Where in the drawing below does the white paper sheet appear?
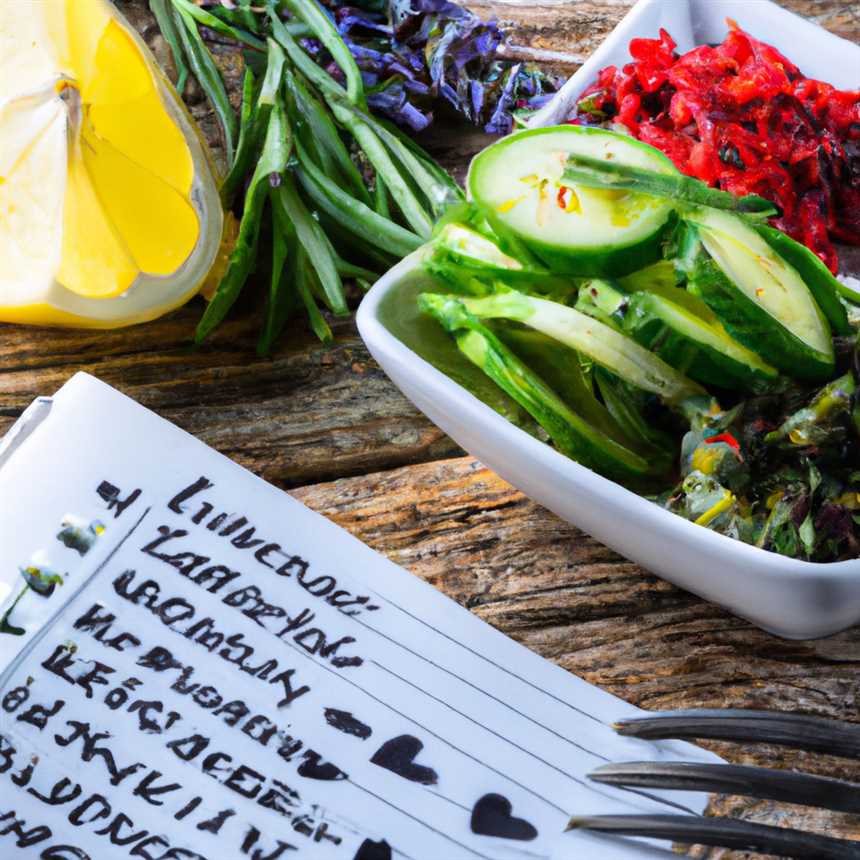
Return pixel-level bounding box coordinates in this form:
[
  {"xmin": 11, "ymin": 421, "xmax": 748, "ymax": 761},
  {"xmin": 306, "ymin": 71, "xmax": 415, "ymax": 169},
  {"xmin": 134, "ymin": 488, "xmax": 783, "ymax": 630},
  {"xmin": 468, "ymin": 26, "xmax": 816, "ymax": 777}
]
[{"xmin": 0, "ymin": 374, "xmax": 719, "ymax": 860}]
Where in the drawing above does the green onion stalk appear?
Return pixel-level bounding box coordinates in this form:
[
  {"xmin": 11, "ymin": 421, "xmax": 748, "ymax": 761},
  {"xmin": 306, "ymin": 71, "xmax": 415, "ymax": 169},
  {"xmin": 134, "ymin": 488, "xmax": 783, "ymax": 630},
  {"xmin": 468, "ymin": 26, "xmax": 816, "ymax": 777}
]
[{"xmin": 152, "ymin": 0, "xmax": 463, "ymax": 352}]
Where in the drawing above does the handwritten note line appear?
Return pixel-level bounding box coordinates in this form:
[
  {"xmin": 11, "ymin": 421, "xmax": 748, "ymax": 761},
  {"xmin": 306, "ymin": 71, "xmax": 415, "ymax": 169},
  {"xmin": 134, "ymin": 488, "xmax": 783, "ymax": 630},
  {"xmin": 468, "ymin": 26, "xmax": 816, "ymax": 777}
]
[
  {"xmin": 369, "ymin": 659, "xmax": 601, "ymax": 788},
  {"xmin": 367, "ymin": 659, "xmax": 697, "ymax": 818},
  {"xmin": 354, "ymin": 614, "xmax": 611, "ymax": 762},
  {"xmin": 348, "ymin": 777, "xmax": 496, "ymax": 860},
  {"xmin": 428, "ymin": 789, "xmax": 472, "ymax": 813},
  {"xmin": 272, "ymin": 629, "xmax": 571, "ymax": 815},
  {"xmin": 357, "ymin": 604, "xmax": 704, "ymax": 818},
  {"xmin": 365, "ymin": 589, "xmax": 608, "ymax": 726}
]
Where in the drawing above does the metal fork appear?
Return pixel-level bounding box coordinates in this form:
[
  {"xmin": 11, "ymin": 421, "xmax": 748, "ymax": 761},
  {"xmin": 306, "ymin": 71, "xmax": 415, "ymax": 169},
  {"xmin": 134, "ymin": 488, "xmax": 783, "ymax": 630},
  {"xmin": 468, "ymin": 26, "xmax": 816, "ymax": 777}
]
[{"xmin": 569, "ymin": 709, "xmax": 860, "ymax": 860}]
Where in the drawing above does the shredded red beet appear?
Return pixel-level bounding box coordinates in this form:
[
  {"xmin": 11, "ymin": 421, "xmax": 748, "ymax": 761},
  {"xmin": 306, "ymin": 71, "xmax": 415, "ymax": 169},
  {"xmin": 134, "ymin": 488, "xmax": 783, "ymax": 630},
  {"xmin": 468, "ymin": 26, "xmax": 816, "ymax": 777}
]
[{"xmin": 572, "ymin": 22, "xmax": 860, "ymax": 274}]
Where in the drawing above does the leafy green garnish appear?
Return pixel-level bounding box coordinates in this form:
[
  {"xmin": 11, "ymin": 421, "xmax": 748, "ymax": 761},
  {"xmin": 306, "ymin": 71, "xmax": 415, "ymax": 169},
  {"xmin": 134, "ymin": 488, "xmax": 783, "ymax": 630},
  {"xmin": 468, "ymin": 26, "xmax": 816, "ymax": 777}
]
[
  {"xmin": 562, "ymin": 153, "xmax": 778, "ymax": 219},
  {"xmin": 173, "ymin": 2, "xmax": 238, "ymax": 163},
  {"xmin": 155, "ymin": 0, "xmax": 461, "ymax": 350}
]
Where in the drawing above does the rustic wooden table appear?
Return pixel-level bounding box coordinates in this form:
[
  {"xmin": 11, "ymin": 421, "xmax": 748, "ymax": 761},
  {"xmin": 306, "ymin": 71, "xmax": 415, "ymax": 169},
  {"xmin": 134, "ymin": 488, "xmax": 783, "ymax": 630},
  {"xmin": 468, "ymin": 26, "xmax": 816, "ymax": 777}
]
[{"xmin": 3, "ymin": 1, "xmax": 860, "ymax": 854}]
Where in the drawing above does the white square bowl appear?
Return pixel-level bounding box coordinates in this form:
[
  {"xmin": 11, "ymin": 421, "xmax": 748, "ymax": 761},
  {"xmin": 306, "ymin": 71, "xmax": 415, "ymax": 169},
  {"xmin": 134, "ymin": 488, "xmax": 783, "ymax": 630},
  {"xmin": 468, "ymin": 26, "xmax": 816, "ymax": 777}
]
[{"xmin": 357, "ymin": 0, "xmax": 860, "ymax": 640}]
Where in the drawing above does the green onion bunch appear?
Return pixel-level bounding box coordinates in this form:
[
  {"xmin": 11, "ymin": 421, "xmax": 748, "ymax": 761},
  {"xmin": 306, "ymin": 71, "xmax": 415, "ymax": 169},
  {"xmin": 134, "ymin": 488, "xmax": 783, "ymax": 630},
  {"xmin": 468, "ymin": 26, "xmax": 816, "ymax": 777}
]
[{"xmin": 150, "ymin": 0, "xmax": 463, "ymax": 351}]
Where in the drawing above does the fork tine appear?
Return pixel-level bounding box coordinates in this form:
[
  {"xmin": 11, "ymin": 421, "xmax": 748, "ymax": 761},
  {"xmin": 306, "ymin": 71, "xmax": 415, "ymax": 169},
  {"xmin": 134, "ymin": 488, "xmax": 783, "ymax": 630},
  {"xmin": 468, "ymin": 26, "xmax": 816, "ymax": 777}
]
[
  {"xmin": 567, "ymin": 814, "xmax": 860, "ymax": 860},
  {"xmin": 589, "ymin": 761, "xmax": 860, "ymax": 814},
  {"xmin": 614, "ymin": 709, "xmax": 860, "ymax": 758}
]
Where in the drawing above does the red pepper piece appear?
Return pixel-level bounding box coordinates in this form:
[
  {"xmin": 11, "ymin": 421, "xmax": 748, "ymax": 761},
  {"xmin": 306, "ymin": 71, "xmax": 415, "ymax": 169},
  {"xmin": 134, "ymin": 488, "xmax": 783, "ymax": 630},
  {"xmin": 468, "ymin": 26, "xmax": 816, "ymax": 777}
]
[{"xmin": 704, "ymin": 432, "xmax": 741, "ymax": 452}]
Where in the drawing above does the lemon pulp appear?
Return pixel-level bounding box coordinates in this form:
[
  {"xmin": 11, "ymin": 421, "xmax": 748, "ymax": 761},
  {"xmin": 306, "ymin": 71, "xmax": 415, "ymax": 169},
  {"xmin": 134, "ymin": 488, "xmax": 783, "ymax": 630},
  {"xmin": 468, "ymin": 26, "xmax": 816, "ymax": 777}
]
[{"xmin": 0, "ymin": 0, "xmax": 221, "ymax": 327}]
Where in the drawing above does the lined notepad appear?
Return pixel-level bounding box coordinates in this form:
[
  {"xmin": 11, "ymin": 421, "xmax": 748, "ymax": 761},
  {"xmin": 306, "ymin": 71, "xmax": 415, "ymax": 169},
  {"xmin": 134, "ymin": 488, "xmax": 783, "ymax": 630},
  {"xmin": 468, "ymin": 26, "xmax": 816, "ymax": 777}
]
[{"xmin": 0, "ymin": 374, "xmax": 718, "ymax": 860}]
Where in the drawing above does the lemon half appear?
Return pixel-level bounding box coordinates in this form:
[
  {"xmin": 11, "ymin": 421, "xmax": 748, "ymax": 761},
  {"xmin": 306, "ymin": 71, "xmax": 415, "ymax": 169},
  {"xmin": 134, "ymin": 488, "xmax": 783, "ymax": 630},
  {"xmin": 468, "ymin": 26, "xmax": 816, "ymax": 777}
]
[{"xmin": 0, "ymin": 0, "xmax": 223, "ymax": 327}]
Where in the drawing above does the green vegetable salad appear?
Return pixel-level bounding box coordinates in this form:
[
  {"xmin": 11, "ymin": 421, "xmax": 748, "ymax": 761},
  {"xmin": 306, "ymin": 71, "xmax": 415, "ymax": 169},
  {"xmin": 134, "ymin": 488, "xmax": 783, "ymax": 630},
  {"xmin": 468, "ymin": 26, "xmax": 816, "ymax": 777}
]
[{"xmin": 412, "ymin": 125, "xmax": 860, "ymax": 562}]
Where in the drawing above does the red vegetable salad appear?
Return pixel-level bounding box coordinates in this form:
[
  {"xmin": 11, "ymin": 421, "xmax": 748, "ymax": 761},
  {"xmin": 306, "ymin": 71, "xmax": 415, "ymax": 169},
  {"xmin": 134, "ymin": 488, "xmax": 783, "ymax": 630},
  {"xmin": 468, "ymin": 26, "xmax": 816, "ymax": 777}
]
[{"xmin": 572, "ymin": 21, "xmax": 860, "ymax": 274}]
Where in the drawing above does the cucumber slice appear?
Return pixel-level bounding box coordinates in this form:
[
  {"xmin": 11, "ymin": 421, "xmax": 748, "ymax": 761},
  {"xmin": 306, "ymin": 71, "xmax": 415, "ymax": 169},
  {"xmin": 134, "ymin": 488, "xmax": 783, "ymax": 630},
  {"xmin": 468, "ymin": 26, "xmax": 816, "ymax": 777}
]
[
  {"xmin": 754, "ymin": 223, "xmax": 851, "ymax": 335},
  {"xmin": 425, "ymin": 222, "xmax": 550, "ymax": 291},
  {"xmin": 685, "ymin": 208, "xmax": 834, "ymax": 380},
  {"xmin": 467, "ymin": 126, "xmax": 677, "ymax": 277},
  {"xmin": 491, "ymin": 324, "xmax": 644, "ymax": 452},
  {"xmin": 452, "ymin": 289, "xmax": 705, "ymax": 405},
  {"xmin": 578, "ymin": 279, "xmax": 779, "ymax": 393},
  {"xmin": 418, "ymin": 294, "xmax": 664, "ymax": 487},
  {"xmin": 625, "ymin": 291, "xmax": 780, "ymax": 393}
]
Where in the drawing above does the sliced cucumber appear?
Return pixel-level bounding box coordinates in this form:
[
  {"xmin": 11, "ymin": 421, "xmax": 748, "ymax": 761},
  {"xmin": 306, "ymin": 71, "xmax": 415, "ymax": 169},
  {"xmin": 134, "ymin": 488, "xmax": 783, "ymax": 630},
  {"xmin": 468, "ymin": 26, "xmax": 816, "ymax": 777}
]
[
  {"xmin": 625, "ymin": 291, "xmax": 780, "ymax": 393},
  {"xmin": 451, "ymin": 289, "xmax": 705, "ymax": 405},
  {"xmin": 418, "ymin": 294, "xmax": 664, "ymax": 487},
  {"xmin": 424, "ymin": 222, "xmax": 549, "ymax": 291},
  {"xmin": 467, "ymin": 126, "xmax": 677, "ymax": 277},
  {"xmin": 577, "ymin": 279, "xmax": 779, "ymax": 393},
  {"xmin": 685, "ymin": 208, "xmax": 834, "ymax": 380},
  {"xmin": 431, "ymin": 223, "xmax": 530, "ymax": 275},
  {"xmin": 754, "ymin": 223, "xmax": 851, "ymax": 335},
  {"xmin": 491, "ymin": 324, "xmax": 644, "ymax": 452}
]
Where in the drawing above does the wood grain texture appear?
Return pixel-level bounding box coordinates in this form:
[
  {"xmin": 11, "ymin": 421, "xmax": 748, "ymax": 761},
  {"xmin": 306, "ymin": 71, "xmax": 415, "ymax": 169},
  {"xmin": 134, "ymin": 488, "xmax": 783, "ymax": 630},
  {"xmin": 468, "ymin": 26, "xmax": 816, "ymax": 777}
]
[
  {"xmin": 778, "ymin": 0, "xmax": 860, "ymax": 43},
  {"xmin": 0, "ymin": 309, "xmax": 461, "ymax": 488},
  {"xmin": 466, "ymin": 0, "xmax": 633, "ymax": 66},
  {"xmin": 292, "ymin": 456, "xmax": 860, "ymax": 852},
  {"xmin": 468, "ymin": 0, "xmax": 860, "ymax": 65}
]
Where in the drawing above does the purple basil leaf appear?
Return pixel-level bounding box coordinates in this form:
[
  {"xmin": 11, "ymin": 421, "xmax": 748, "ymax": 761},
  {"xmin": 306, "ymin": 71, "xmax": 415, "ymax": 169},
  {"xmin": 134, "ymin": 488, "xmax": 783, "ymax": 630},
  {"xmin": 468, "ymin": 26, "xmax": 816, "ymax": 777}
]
[{"xmin": 311, "ymin": 0, "xmax": 562, "ymax": 132}]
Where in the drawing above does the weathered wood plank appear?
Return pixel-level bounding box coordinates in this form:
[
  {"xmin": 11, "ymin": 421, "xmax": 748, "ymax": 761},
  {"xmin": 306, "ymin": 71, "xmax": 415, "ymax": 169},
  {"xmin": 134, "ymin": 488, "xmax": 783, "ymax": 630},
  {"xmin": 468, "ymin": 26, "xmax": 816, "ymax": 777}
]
[
  {"xmin": 467, "ymin": 0, "xmax": 633, "ymax": 64},
  {"xmin": 468, "ymin": 0, "xmax": 860, "ymax": 61},
  {"xmin": 291, "ymin": 455, "xmax": 860, "ymax": 848},
  {"xmin": 0, "ymin": 310, "xmax": 460, "ymax": 487},
  {"xmin": 779, "ymin": 0, "xmax": 860, "ymax": 43}
]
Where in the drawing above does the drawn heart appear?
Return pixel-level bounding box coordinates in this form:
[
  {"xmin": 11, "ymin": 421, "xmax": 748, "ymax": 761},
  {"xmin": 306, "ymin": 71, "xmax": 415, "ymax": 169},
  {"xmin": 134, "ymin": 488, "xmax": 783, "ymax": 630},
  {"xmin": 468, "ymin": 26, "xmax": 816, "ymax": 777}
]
[
  {"xmin": 353, "ymin": 838, "xmax": 392, "ymax": 860},
  {"xmin": 470, "ymin": 794, "xmax": 538, "ymax": 841},
  {"xmin": 370, "ymin": 734, "xmax": 438, "ymax": 785}
]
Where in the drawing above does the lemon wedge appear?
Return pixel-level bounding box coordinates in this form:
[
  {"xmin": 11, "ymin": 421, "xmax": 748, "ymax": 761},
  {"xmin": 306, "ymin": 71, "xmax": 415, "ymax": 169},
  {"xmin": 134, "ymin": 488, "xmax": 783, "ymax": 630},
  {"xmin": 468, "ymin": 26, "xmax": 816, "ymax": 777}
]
[{"xmin": 0, "ymin": 0, "xmax": 222, "ymax": 327}]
